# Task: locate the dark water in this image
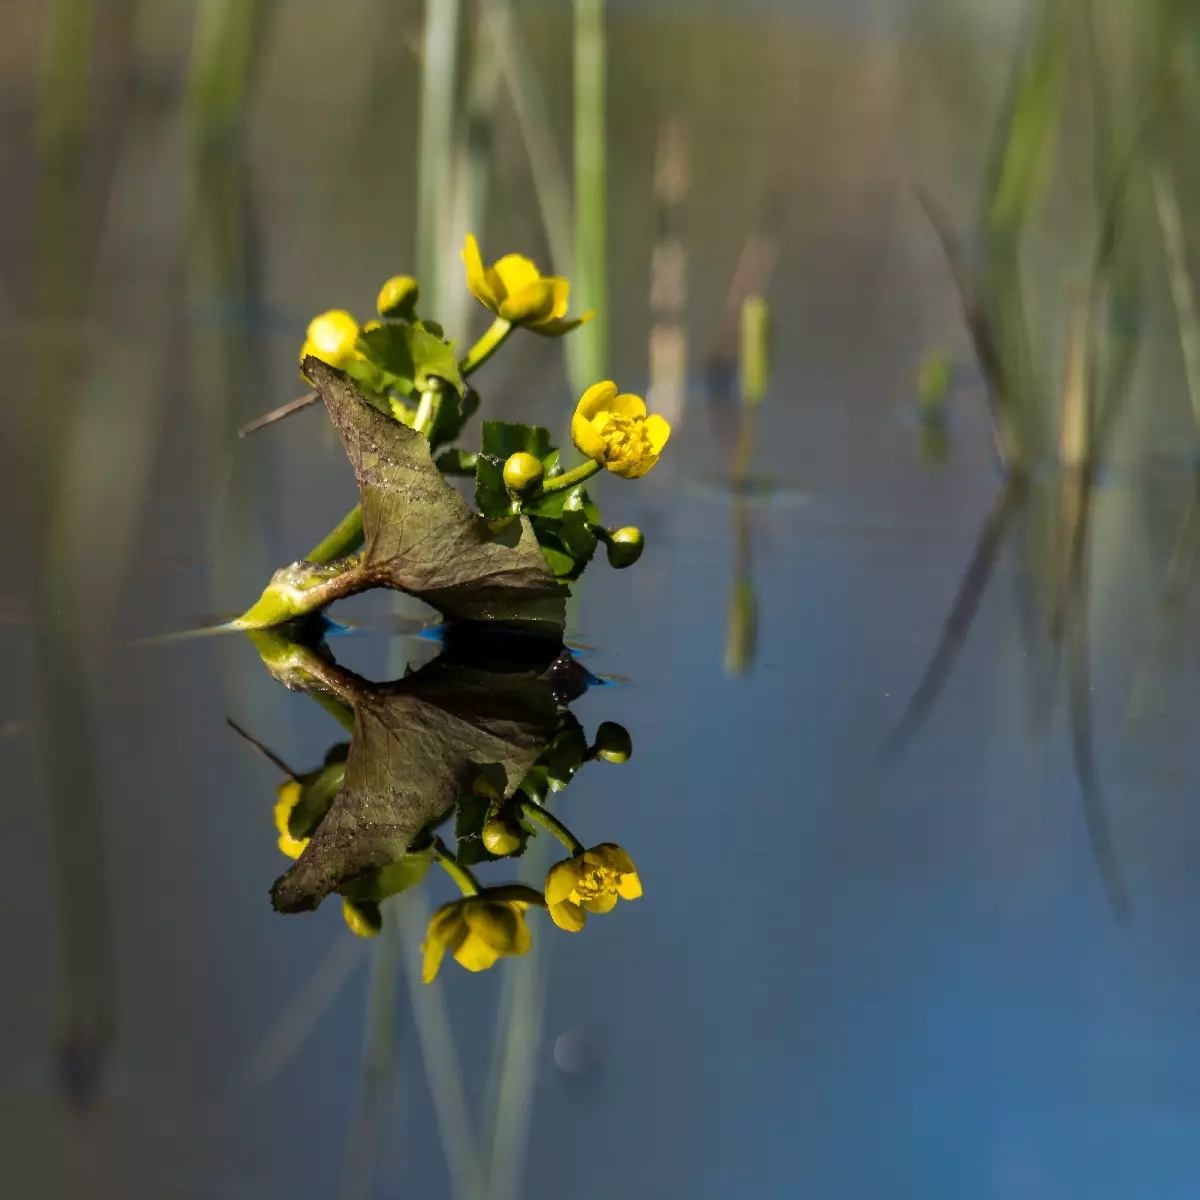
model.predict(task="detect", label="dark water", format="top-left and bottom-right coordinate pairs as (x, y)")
top-left (6, 1), bottom-right (1200, 1197)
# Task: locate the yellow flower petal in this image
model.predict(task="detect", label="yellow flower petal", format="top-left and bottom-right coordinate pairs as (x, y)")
top-left (499, 279), bottom-right (558, 324)
top-left (548, 899), bottom-right (587, 932)
top-left (591, 843), bottom-right (637, 875)
top-left (545, 277), bottom-right (570, 321)
top-left (492, 253), bottom-right (542, 298)
top-left (616, 871), bottom-right (643, 901)
top-left (582, 889), bottom-right (619, 914)
top-left (455, 930), bottom-right (504, 972)
top-left (277, 831), bottom-right (308, 860)
top-left (607, 392), bottom-right (648, 420)
top-left (576, 380), bottom-right (619, 421)
top-left (529, 312), bottom-right (592, 338)
top-left (274, 781), bottom-right (302, 838)
top-left (422, 936), bottom-right (447, 983)
top-left (546, 858), bottom-right (584, 906)
top-left (572, 412), bottom-right (610, 463)
top-left (644, 414), bottom-right (671, 455)
top-left (510, 913), bottom-right (532, 957)
top-left (463, 901), bottom-right (520, 953)
top-left (463, 234), bottom-right (499, 311)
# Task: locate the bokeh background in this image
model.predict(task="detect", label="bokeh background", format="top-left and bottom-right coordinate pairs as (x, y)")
top-left (5, 0), bottom-right (1200, 1196)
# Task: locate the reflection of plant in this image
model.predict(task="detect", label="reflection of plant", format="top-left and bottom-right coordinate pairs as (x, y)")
top-left (236, 628), bottom-right (639, 979)
top-left (236, 236), bottom-right (665, 635)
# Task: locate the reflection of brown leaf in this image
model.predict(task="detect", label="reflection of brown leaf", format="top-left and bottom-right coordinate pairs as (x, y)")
top-left (272, 653), bottom-right (559, 913)
top-left (306, 357), bottom-right (566, 628)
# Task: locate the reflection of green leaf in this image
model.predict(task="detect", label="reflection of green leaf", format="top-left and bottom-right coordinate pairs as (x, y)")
top-left (305, 359), bottom-right (567, 629)
top-left (289, 758), bottom-right (347, 839)
top-left (270, 650), bottom-right (560, 913)
top-left (339, 844), bottom-right (434, 902)
top-left (357, 322), bottom-right (465, 397)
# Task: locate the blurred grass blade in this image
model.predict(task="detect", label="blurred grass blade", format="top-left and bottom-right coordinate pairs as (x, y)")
top-left (567, 0), bottom-right (607, 394)
top-left (877, 480), bottom-right (1024, 766)
top-left (245, 934), bottom-right (367, 1089)
top-left (340, 918), bottom-right (403, 1200)
top-left (417, 0), bottom-right (463, 315)
top-left (396, 892), bottom-right (485, 1200)
top-left (186, 0), bottom-right (271, 143)
top-left (1153, 170), bottom-right (1200, 441)
top-left (481, 0), bottom-right (573, 277)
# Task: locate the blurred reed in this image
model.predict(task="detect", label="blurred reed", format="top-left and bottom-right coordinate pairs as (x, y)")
top-left (567, 0), bottom-right (608, 394)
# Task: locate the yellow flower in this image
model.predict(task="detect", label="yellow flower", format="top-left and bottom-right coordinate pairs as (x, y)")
top-left (545, 843), bottom-right (642, 932)
top-left (299, 309), bottom-right (360, 368)
top-left (462, 234), bottom-right (590, 335)
top-left (273, 781), bottom-right (309, 860)
top-left (422, 896), bottom-right (532, 982)
top-left (571, 382), bottom-right (671, 479)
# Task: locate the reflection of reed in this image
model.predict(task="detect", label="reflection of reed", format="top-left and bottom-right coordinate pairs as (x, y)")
top-left (647, 118), bottom-right (689, 429)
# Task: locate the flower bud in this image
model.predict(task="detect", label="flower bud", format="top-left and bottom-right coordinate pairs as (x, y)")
top-left (376, 274), bottom-right (420, 320)
top-left (503, 451), bottom-right (544, 493)
top-left (304, 310), bottom-right (360, 367)
top-left (606, 527), bottom-right (644, 568)
top-left (342, 896), bottom-right (383, 938)
top-left (593, 721), bottom-right (633, 763)
top-left (482, 817), bottom-right (523, 857)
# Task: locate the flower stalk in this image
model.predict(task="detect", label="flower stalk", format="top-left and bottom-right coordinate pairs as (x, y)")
top-left (518, 797), bottom-right (584, 855)
top-left (433, 838), bottom-right (480, 895)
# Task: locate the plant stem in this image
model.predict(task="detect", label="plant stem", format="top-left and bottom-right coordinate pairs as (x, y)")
top-left (536, 458), bottom-right (601, 497)
top-left (518, 798), bottom-right (584, 855)
top-left (459, 315), bottom-right (512, 376)
top-left (307, 505), bottom-right (364, 564)
top-left (433, 839), bottom-right (480, 895)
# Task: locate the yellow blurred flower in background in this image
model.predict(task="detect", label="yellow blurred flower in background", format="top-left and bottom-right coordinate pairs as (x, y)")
top-left (273, 780), bottom-right (309, 859)
top-left (422, 895), bottom-right (533, 982)
top-left (299, 309), bottom-right (360, 367)
top-left (545, 843), bottom-right (642, 932)
top-left (571, 382), bottom-right (671, 478)
top-left (462, 234), bottom-right (590, 335)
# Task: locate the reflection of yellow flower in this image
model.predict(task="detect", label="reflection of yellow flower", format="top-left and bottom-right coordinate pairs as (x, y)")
top-left (571, 382), bottom-right (671, 479)
top-left (342, 897), bottom-right (382, 938)
top-left (462, 234), bottom-right (590, 335)
top-left (422, 896), bottom-right (532, 982)
top-left (545, 843), bottom-right (642, 932)
top-left (299, 309), bottom-right (360, 367)
top-left (274, 781), bottom-right (309, 859)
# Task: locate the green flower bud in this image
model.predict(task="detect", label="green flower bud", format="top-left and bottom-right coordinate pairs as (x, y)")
top-left (593, 721), bottom-right (633, 763)
top-left (376, 274), bottom-right (420, 320)
top-left (342, 896), bottom-right (383, 938)
top-left (606, 527), bottom-right (644, 569)
top-left (481, 817), bottom-right (523, 857)
top-left (503, 451), bottom-right (544, 493)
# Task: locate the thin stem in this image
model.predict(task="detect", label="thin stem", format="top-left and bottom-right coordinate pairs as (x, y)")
top-left (433, 839), bottom-right (480, 895)
top-left (537, 458), bottom-right (601, 497)
top-left (459, 315), bottom-right (513, 376)
top-left (518, 798), bottom-right (584, 855)
top-left (413, 388), bottom-right (437, 435)
top-left (307, 505), bottom-right (364, 564)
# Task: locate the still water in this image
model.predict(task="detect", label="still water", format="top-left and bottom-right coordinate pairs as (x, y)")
top-left (5, 0), bottom-right (1200, 1196)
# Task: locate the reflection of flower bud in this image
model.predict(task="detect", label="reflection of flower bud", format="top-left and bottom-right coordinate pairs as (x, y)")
top-left (482, 817), bottom-right (522, 856)
top-left (503, 451), bottom-right (544, 493)
top-left (724, 578), bottom-right (758, 678)
top-left (377, 275), bottom-right (420, 320)
top-left (593, 721), bottom-right (632, 763)
top-left (342, 896), bottom-right (382, 938)
top-left (606, 527), bottom-right (644, 569)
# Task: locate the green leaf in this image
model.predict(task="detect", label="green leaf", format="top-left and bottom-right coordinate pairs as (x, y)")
top-left (288, 760), bottom-right (347, 840)
top-left (357, 323), bottom-right (465, 398)
top-left (475, 453), bottom-right (518, 519)
top-left (270, 649), bottom-right (561, 913)
top-left (303, 359), bottom-right (567, 629)
top-left (340, 845), bottom-right (434, 902)
top-left (435, 448), bottom-right (479, 476)
top-left (480, 420), bottom-right (552, 461)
